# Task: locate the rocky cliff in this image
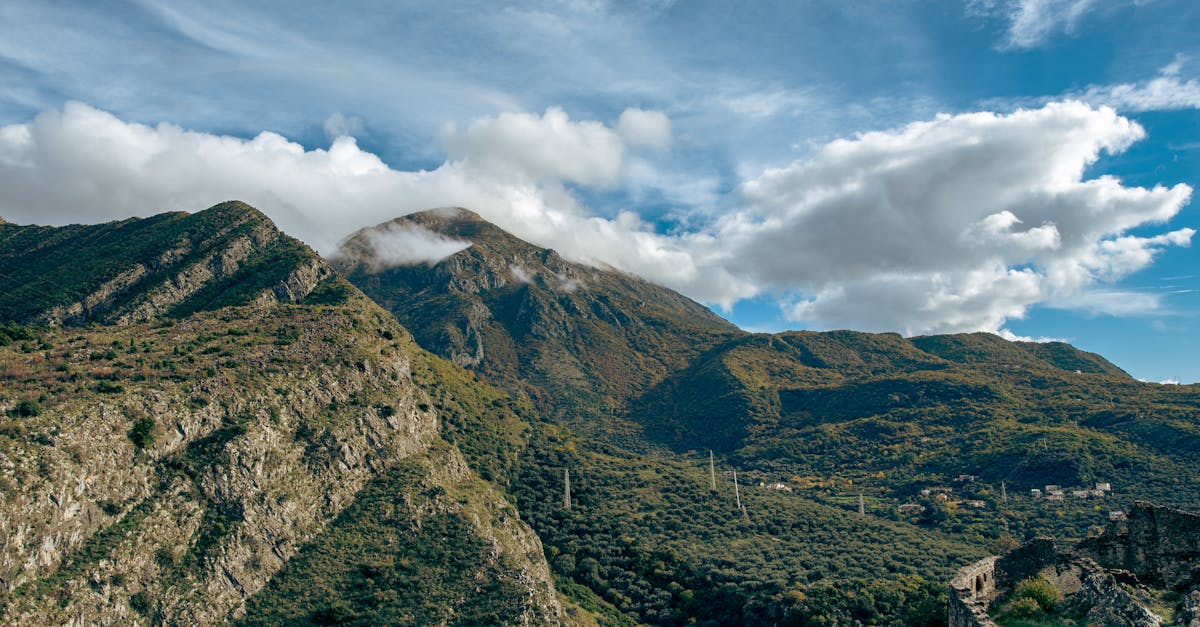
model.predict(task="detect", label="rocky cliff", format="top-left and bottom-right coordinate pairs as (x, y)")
top-left (0, 205), bottom-right (565, 625)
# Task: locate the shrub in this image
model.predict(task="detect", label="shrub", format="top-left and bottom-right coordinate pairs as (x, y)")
top-left (1013, 577), bottom-right (1060, 612)
top-left (10, 399), bottom-right (42, 418)
top-left (1006, 596), bottom-right (1043, 618)
top-left (95, 380), bottom-right (124, 394)
top-left (128, 417), bottom-right (157, 449)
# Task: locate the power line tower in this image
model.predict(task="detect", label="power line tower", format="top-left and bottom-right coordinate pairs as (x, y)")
top-left (733, 469), bottom-right (743, 511)
top-left (859, 494), bottom-right (865, 517)
top-left (1001, 480), bottom-right (1008, 504)
top-left (709, 450), bottom-right (717, 492)
top-left (564, 468), bottom-right (571, 511)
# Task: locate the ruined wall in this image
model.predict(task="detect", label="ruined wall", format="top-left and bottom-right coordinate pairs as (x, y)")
top-left (948, 556), bottom-right (998, 627)
top-left (1080, 501), bottom-right (1200, 589)
top-left (995, 537), bottom-right (1058, 589)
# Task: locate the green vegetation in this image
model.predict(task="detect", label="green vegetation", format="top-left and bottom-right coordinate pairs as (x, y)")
top-left (240, 445), bottom-right (536, 626)
top-left (992, 577), bottom-right (1069, 626)
top-left (127, 417), bottom-right (157, 449)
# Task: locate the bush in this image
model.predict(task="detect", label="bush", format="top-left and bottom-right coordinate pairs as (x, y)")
top-left (95, 380), bottom-right (124, 394)
top-left (10, 399), bottom-right (42, 418)
top-left (128, 417), bottom-right (157, 449)
top-left (1013, 577), bottom-right (1060, 612)
top-left (1006, 596), bottom-right (1043, 618)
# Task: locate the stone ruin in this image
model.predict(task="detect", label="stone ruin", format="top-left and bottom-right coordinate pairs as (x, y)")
top-left (949, 501), bottom-right (1200, 626)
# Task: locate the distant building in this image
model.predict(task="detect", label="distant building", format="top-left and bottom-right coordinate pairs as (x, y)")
top-left (1109, 510), bottom-right (1127, 521)
top-left (1045, 485), bottom-right (1061, 492)
top-left (1072, 490), bottom-right (1090, 499)
top-left (1090, 489), bottom-right (1106, 498)
top-left (956, 474), bottom-right (977, 483)
top-left (1046, 493), bottom-right (1064, 502)
top-left (898, 504), bottom-right (926, 514)
top-left (965, 500), bottom-right (986, 509)
top-left (1096, 482), bottom-right (1112, 492)
top-left (1030, 488), bottom-right (1043, 499)
top-left (767, 482), bottom-right (792, 492)
top-left (935, 493), bottom-right (950, 503)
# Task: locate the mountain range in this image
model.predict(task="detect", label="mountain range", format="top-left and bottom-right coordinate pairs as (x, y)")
top-left (2, 201), bottom-right (1197, 625)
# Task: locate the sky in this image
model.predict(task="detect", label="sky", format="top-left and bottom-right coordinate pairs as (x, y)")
top-left (0, 1), bottom-right (1198, 383)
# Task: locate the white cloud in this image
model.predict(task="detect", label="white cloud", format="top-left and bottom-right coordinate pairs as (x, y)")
top-left (0, 101), bottom-right (742, 302)
top-left (356, 222), bottom-right (472, 269)
top-left (441, 107), bottom-right (625, 187)
top-left (323, 112), bottom-right (364, 140)
top-left (970, 0), bottom-right (1101, 49)
top-left (1076, 56), bottom-right (1200, 112)
top-left (711, 101), bottom-right (1192, 334)
top-left (617, 108), bottom-right (672, 151)
top-left (0, 101), bottom-right (1190, 337)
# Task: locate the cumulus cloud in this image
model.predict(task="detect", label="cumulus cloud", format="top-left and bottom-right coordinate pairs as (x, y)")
top-left (358, 223), bottom-right (472, 269)
top-left (0, 101), bottom-right (738, 302)
top-left (441, 107), bottom-right (625, 187)
top-left (708, 101), bottom-right (1192, 334)
top-left (0, 100), bottom-right (1190, 337)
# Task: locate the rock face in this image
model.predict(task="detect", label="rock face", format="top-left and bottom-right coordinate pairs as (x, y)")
top-left (1079, 501), bottom-right (1200, 589)
top-left (948, 502), bottom-right (1200, 626)
top-left (0, 205), bottom-right (565, 625)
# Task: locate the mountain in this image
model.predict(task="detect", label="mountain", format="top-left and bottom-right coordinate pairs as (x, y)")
top-left (0, 204), bottom-right (567, 625)
top-left (334, 208), bottom-right (739, 434)
top-left (6, 203), bottom-right (1198, 626)
top-left (338, 209), bottom-right (1200, 624)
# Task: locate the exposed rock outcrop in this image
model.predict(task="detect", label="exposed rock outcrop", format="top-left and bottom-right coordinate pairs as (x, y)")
top-left (949, 503), bottom-right (1200, 626)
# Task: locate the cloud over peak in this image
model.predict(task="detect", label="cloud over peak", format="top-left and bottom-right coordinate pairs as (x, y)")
top-left (0, 100), bottom-right (1190, 338)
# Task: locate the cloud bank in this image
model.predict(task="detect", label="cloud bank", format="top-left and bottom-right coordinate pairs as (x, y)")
top-left (0, 101), bottom-right (1190, 337)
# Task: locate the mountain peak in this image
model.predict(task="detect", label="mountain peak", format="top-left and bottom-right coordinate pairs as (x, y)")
top-left (393, 207), bottom-right (534, 252)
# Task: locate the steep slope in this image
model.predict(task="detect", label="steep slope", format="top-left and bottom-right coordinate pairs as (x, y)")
top-left (333, 208), bottom-right (739, 431)
top-left (0, 201), bottom-right (333, 326)
top-left (0, 205), bottom-right (565, 625)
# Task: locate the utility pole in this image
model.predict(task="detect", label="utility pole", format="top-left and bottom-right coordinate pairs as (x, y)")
top-left (733, 470), bottom-right (743, 511)
top-left (564, 468), bottom-right (571, 511)
top-left (709, 450), bottom-right (717, 492)
top-left (859, 494), bottom-right (865, 517)
top-left (1001, 481), bottom-right (1008, 504)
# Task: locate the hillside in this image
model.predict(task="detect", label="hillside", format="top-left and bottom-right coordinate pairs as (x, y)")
top-left (631, 329), bottom-right (1200, 541)
top-left (0, 205), bottom-right (566, 625)
top-left (340, 209), bottom-right (1200, 624)
top-left (333, 208), bottom-right (739, 433)
top-left (0, 201), bottom-right (334, 326)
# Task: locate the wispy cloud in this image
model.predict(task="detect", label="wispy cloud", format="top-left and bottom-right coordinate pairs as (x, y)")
top-left (969, 0), bottom-right (1103, 49)
top-left (1075, 55), bottom-right (1200, 112)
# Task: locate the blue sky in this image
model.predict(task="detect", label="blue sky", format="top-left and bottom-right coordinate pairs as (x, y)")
top-left (1, 0), bottom-right (1198, 382)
